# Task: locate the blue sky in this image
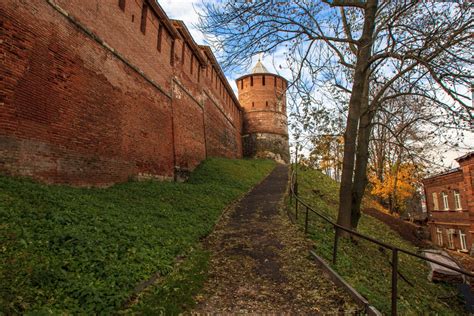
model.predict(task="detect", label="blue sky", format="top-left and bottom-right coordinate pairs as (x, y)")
top-left (159, 0), bottom-right (473, 169)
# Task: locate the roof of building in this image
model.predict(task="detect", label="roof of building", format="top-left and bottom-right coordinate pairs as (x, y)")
top-left (423, 167), bottom-right (461, 182)
top-left (455, 151), bottom-right (474, 163)
top-left (251, 60), bottom-right (270, 74)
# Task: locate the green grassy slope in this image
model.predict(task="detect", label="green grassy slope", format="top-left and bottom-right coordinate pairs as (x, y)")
top-left (292, 166), bottom-right (464, 315)
top-left (0, 158), bottom-right (275, 314)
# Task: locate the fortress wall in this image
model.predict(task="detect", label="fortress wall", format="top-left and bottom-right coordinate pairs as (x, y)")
top-left (0, 0), bottom-right (242, 185)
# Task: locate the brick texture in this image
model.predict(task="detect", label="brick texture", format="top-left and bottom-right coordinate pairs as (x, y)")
top-left (423, 154), bottom-right (474, 253)
top-left (237, 73), bottom-right (289, 162)
top-left (0, 0), bottom-right (243, 186)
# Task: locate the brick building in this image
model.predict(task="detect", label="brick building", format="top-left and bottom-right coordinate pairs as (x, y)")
top-left (236, 60), bottom-right (289, 163)
top-left (423, 152), bottom-right (474, 253)
top-left (0, 0), bottom-right (289, 186)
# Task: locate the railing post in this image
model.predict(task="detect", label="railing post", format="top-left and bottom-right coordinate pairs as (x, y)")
top-left (333, 227), bottom-right (339, 265)
top-left (391, 248), bottom-right (398, 316)
top-left (304, 206), bottom-right (309, 234)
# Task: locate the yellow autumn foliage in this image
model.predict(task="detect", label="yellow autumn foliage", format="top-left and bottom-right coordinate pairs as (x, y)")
top-left (370, 163), bottom-right (418, 211)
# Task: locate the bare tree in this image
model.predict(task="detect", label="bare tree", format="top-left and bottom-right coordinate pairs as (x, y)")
top-left (197, 0), bottom-right (473, 231)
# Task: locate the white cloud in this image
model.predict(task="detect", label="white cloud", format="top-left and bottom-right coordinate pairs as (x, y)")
top-left (159, 0), bottom-right (205, 44)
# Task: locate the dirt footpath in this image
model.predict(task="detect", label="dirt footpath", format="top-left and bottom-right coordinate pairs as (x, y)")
top-left (192, 164), bottom-right (358, 314)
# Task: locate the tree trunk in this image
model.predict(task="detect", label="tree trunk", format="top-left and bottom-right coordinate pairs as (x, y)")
top-left (337, 0), bottom-right (379, 233)
top-left (351, 74), bottom-right (374, 230)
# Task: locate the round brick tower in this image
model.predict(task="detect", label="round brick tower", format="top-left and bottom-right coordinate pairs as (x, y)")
top-left (236, 60), bottom-right (289, 163)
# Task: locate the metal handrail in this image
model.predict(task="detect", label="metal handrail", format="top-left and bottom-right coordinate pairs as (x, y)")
top-left (289, 166), bottom-right (473, 315)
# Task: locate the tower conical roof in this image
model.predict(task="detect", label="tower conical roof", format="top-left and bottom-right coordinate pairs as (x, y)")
top-left (251, 59), bottom-right (269, 74)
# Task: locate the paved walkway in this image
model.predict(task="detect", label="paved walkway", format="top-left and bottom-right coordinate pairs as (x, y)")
top-left (192, 165), bottom-right (358, 313)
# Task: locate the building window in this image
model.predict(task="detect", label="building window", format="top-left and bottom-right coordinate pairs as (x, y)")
top-left (460, 230), bottom-right (468, 251)
top-left (436, 228), bottom-right (443, 246)
top-left (447, 229), bottom-right (455, 249)
top-left (240, 80), bottom-right (243, 89)
top-left (454, 190), bottom-right (462, 210)
top-left (119, 0), bottom-right (126, 11)
top-left (262, 75), bottom-right (265, 86)
top-left (157, 24), bottom-right (163, 52)
top-left (140, 3), bottom-right (148, 34)
top-left (274, 77), bottom-right (277, 87)
top-left (250, 76), bottom-right (253, 86)
top-left (432, 192), bottom-right (439, 210)
top-left (442, 192), bottom-right (449, 210)
top-left (266, 101), bottom-right (268, 107)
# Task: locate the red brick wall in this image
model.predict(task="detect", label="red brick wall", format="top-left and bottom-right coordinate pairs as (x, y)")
top-left (423, 155), bottom-right (474, 252)
top-left (236, 73), bottom-right (289, 162)
top-left (0, 0), bottom-right (242, 186)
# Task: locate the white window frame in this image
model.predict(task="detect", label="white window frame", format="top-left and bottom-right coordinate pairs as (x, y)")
top-left (460, 230), bottom-right (468, 251)
top-left (447, 229), bottom-right (455, 249)
top-left (454, 190), bottom-right (462, 210)
top-left (436, 228), bottom-right (443, 246)
top-left (442, 192), bottom-right (449, 211)
top-left (432, 192), bottom-right (439, 211)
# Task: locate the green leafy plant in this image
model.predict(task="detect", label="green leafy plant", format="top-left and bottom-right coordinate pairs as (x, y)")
top-left (0, 158), bottom-right (275, 314)
top-left (290, 165), bottom-right (464, 315)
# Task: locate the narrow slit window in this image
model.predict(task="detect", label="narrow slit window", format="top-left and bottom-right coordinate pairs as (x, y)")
top-left (190, 55), bottom-right (193, 74)
top-left (274, 77), bottom-right (277, 87)
top-left (140, 3), bottom-right (148, 34)
top-left (252, 102), bottom-right (255, 107)
top-left (119, 0), bottom-right (126, 11)
top-left (241, 80), bottom-right (243, 89)
top-left (262, 75), bottom-right (265, 86)
top-left (250, 76), bottom-right (253, 86)
top-left (157, 24), bottom-right (163, 52)
top-left (170, 40), bottom-right (175, 65)
top-left (266, 101), bottom-right (268, 107)
top-left (181, 43), bottom-right (185, 65)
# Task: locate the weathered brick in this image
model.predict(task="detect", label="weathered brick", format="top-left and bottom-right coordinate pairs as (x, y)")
top-left (0, 0), bottom-right (244, 186)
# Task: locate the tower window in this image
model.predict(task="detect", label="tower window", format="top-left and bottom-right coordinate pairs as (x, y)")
top-left (157, 24), bottom-right (163, 52)
top-left (119, 0), bottom-right (126, 11)
top-left (266, 101), bottom-right (268, 107)
top-left (262, 75), bottom-right (265, 86)
top-left (250, 76), bottom-right (253, 86)
top-left (241, 80), bottom-right (243, 89)
top-left (274, 77), bottom-right (277, 87)
top-left (140, 3), bottom-right (148, 34)
top-left (252, 102), bottom-right (255, 107)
